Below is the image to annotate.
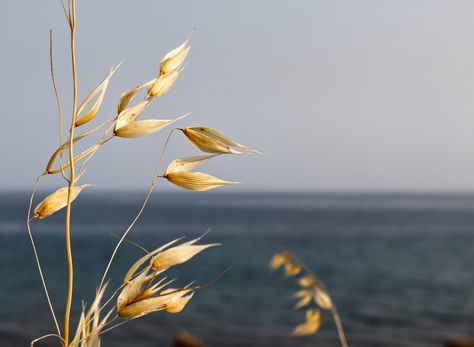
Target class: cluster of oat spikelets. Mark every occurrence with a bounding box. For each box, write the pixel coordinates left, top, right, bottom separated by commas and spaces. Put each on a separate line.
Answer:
269, 251, 334, 337
68, 235, 217, 347
29, 36, 257, 346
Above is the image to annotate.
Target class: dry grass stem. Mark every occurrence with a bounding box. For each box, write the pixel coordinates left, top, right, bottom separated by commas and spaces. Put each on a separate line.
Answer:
26, 2, 256, 345
270, 251, 349, 346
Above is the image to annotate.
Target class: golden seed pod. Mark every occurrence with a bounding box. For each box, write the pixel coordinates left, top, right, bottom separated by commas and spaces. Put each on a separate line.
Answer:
114, 114, 188, 138
160, 39, 191, 75
165, 171, 239, 192
147, 68, 183, 98
47, 144, 100, 175
269, 251, 292, 271
298, 275, 316, 288
164, 155, 238, 191
117, 79, 155, 114
284, 261, 302, 277
114, 99, 151, 131
292, 309, 321, 337
124, 238, 183, 284
314, 288, 333, 310
161, 288, 195, 313
165, 155, 219, 175
181, 126, 260, 154
118, 287, 194, 319
149, 240, 220, 271
33, 185, 88, 219
75, 65, 120, 127
294, 291, 312, 310
117, 272, 154, 314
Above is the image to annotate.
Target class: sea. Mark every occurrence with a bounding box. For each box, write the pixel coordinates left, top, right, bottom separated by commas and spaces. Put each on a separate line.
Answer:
0, 191, 473, 347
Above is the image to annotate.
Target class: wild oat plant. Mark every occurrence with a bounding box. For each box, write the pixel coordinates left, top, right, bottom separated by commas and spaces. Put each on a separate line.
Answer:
26, 1, 257, 346
269, 251, 349, 347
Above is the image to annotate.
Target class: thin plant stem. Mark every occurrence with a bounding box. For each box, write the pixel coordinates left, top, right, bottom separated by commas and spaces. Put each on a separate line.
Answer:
98, 129, 176, 290
26, 175, 61, 335
30, 333, 65, 347
64, 1, 78, 345
331, 305, 349, 347
49, 30, 68, 182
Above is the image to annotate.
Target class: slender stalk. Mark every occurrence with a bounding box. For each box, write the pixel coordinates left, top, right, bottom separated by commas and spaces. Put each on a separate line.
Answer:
98, 129, 176, 290
291, 255, 349, 347
64, 1, 78, 345
49, 30, 68, 181
331, 306, 348, 347
26, 175, 61, 335
30, 333, 65, 347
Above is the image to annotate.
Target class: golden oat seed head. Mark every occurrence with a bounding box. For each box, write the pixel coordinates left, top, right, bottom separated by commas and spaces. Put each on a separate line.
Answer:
291, 309, 321, 336
269, 251, 292, 271
165, 155, 219, 175
147, 68, 183, 98
150, 242, 220, 271
75, 65, 119, 127
165, 171, 239, 191
114, 99, 151, 131
298, 275, 316, 288
114, 114, 188, 138
181, 126, 260, 154
160, 39, 191, 75
314, 288, 333, 310
33, 185, 88, 219
284, 262, 302, 277
117, 79, 155, 114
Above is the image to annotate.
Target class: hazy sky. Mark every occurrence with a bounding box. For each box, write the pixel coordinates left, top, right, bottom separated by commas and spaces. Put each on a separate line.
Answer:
3, 1, 474, 192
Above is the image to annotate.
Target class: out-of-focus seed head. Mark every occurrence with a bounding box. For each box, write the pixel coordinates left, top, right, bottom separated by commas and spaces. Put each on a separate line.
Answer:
269, 251, 292, 271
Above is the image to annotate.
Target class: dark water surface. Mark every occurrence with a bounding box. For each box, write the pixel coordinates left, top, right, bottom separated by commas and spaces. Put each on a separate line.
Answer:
0, 191, 473, 347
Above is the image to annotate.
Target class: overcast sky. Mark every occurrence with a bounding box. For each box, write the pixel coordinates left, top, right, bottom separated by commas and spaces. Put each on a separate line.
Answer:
3, 1, 474, 192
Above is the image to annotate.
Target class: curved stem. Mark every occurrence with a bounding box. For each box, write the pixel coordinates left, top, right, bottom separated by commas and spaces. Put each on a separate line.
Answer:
26, 175, 61, 335
331, 305, 348, 347
64, 1, 78, 345
292, 255, 349, 347
30, 333, 65, 347
98, 129, 175, 290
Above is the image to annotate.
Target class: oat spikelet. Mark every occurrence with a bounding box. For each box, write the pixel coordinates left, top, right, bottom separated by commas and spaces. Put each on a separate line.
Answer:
284, 261, 302, 277
298, 275, 316, 288
294, 290, 313, 309
164, 155, 238, 191
292, 309, 321, 336
181, 126, 260, 154
165, 171, 238, 191
117, 234, 217, 319
269, 251, 292, 271
33, 185, 88, 219
148, 67, 183, 97
75, 65, 120, 127
149, 237, 220, 271
160, 38, 191, 75
124, 235, 218, 283
315, 288, 333, 310
118, 287, 194, 319
114, 114, 188, 138
114, 99, 151, 131
117, 79, 155, 114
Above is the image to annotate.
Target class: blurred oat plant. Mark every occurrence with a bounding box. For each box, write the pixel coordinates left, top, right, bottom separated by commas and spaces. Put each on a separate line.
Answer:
26, 1, 257, 346
269, 251, 349, 347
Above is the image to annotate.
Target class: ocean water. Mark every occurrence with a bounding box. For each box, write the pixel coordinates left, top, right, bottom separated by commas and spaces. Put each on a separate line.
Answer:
0, 191, 473, 347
